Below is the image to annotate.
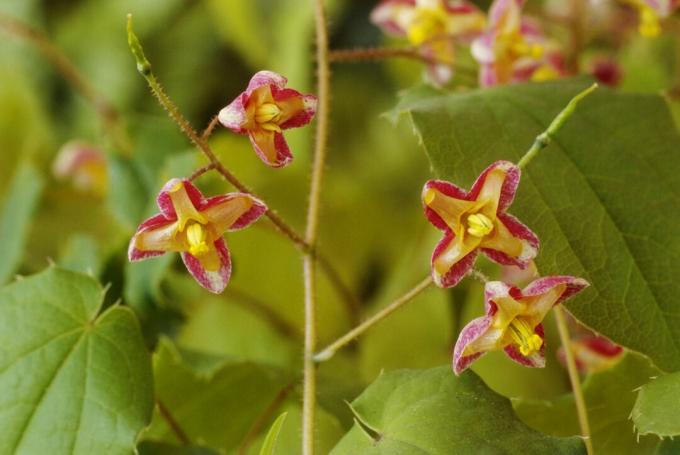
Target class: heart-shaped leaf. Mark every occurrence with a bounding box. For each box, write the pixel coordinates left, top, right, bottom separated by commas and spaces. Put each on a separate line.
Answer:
632, 370, 680, 438
331, 366, 585, 454
396, 79, 680, 372
0, 267, 153, 454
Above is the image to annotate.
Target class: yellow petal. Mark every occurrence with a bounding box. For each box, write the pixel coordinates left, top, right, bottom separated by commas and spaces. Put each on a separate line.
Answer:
133, 221, 183, 252
480, 218, 524, 258
423, 187, 479, 234
169, 182, 208, 230
201, 195, 255, 234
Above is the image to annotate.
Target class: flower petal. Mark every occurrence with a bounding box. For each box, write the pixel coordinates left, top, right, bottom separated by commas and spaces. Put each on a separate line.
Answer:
453, 315, 494, 375
370, 0, 416, 36
503, 323, 546, 368
156, 178, 205, 220
218, 94, 248, 132
468, 160, 520, 214
181, 238, 232, 293
521, 275, 589, 325
481, 212, 539, 268
248, 130, 293, 168
431, 230, 478, 288
422, 179, 475, 232
272, 88, 318, 129
201, 193, 267, 232
245, 70, 287, 94
128, 214, 176, 261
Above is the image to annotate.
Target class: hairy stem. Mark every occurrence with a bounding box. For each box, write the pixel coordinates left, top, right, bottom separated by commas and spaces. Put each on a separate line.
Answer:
314, 275, 434, 363
126, 14, 358, 322
517, 83, 598, 169
302, 0, 331, 452
156, 399, 191, 446
328, 46, 478, 79
0, 14, 131, 155
554, 306, 593, 455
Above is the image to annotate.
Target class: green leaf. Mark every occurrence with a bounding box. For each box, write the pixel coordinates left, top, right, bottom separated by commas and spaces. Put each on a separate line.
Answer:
0, 267, 153, 454
632, 371, 680, 438
515, 354, 661, 454
107, 155, 150, 231
397, 79, 680, 372
143, 338, 294, 452
0, 160, 44, 284
330, 366, 585, 454
259, 412, 288, 455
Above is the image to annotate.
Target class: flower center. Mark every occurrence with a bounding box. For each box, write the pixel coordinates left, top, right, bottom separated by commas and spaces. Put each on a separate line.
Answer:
508, 318, 543, 356
466, 213, 494, 237
186, 222, 210, 257
255, 103, 282, 132
408, 8, 447, 45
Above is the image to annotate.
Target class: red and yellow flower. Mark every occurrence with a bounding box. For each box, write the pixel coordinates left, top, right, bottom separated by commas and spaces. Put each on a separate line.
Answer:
471, 0, 566, 86
453, 276, 589, 374
422, 161, 539, 288
218, 71, 317, 168
371, 0, 486, 85
624, 0, 679, 36
128, 179, 266, 293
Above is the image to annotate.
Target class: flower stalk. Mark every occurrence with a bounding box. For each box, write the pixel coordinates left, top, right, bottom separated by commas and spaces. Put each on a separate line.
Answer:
554, 305, 594, 455
302, 0, 331, 451
517, 83, 598, 169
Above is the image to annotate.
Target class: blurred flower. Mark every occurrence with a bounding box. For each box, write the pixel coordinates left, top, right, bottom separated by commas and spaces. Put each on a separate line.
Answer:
422, 161, 539, 288
471, 0, 566, 86
557, 334, 625, 374
370, 0, 486, 85
589, 56, 623, 86
453, 276, 589, 374
624, 0, 679, 36
52, 141, 108, 196
128, 179, 266, 293
218, 71, 317, 168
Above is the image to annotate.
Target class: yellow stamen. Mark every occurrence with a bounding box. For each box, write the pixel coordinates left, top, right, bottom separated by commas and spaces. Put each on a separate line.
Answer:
508, 318, 543, 356
639, 5, 661, 37
467, 213, 494, 237
259, 122, 282, 133
186, 223, 210, 257
255, 103, 282, 124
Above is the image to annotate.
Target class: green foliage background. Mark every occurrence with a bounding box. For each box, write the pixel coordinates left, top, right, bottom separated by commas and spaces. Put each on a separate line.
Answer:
1, 0, 679, 453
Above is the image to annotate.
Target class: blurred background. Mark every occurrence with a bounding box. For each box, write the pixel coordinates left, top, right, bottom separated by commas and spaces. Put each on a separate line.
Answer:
0, 0, 678, 453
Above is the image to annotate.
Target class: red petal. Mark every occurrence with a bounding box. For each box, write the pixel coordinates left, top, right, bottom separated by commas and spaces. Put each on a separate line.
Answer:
248, 130, 293, 168
453, 315, 494, 375
483, 280, 519, 314
218, 93, 248, 133
370, 0, 415, 36
468, 161, 520, 212
272, 88, 318, 129
481, 212, 539, 268
245, 70, 287, 93
431, 230, 478, 288
422, 179, 470, 231
128, 213, 175, 261
181, 238, 232, 293
521, 275, 590, 305
201, 193, 267, 230
156, 178, 204, 219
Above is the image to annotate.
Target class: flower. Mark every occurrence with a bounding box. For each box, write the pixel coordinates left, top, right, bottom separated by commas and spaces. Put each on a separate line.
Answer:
370, 0, 486, 85
625, 0, 679, 37
471, 0, 566, 86
218, 71, 317, 168
52, 141, 108, 196
453, 276, 589, 374
589, 56, 623, 87
422, 161, 539, 288
128, 178, 266, 293
558, 334, 625, 374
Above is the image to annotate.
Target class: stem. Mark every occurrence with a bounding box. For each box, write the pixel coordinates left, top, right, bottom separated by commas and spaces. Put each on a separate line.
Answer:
517, 83, 598, 169
328, 46, 478, 79
156, 399, 191, 446
188, 163, 216, 181
126, 15, 358, 321
553, 306, 593, 455
0, 14, 131, 155
314, 275, 433, 362
568, 0, 585, 72
201, 114, 221, 142
302, 0, 331, 452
